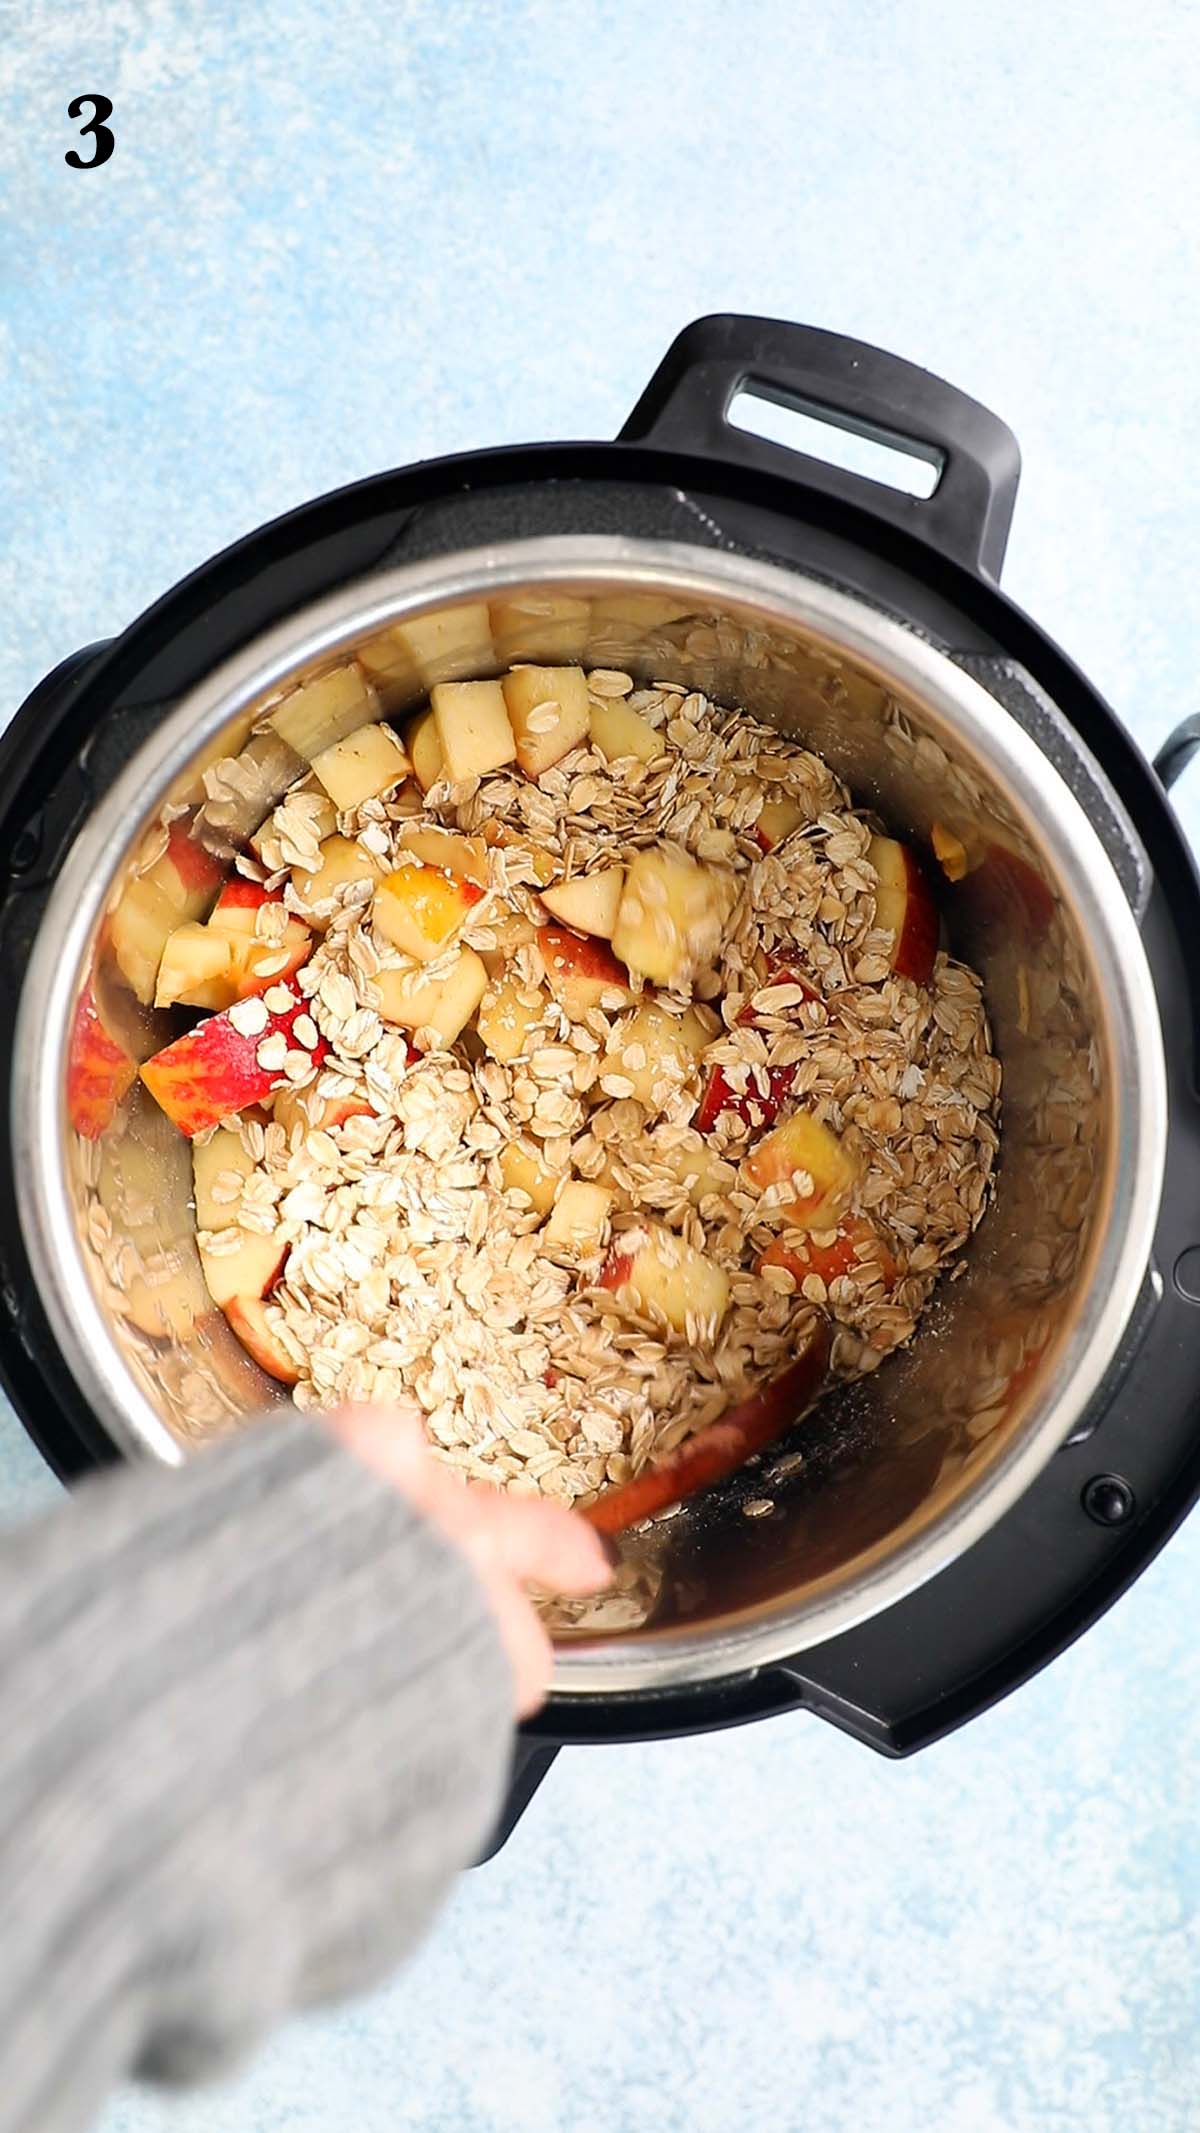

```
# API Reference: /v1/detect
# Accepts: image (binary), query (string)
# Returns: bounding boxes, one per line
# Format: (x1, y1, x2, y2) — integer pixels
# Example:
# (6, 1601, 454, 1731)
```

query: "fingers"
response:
(456, 1488, 614, 1597)
(327, 1402, 612, 1597)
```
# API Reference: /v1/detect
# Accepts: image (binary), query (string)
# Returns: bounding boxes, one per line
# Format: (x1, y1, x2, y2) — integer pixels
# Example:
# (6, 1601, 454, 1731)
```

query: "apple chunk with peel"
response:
(194, 1120, 288, 1311)
(431, 679, 517, 782)
(140, 988, 329, 1138)
(538, 924, 633, 1019)
(311, 722, 411, 810)
(373, 949, 489, 1048)
(373, 862, 484, 964)
(224, 1296, 300, 1385)
(109, 819, 225, 1003)
(608, 1001, 710, 1112)
(67, 981, 137, 1138)
(291, 835, 384, 924)
(273, 1086, 373, 1139)
(501, 664, 592, 777)
(498, 1141, 559, 1217)
(582, 1323, 831, 1534)
(612, 848, 735, 989)
(867, 834, 938, 985)
(589, 696, 662, 765)
(477, 977, 552, 1064)
(598, 1224, 730, 1335)
(742, 1109, 858, 1229)
(540, 869, 625, 941)
(155, 887, 312, 1011)
(758, 1217, 898, 1293)
(694, 966, 818, 1135)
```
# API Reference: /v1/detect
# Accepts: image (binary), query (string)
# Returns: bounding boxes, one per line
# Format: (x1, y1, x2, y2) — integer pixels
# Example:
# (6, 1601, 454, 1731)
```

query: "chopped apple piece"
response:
(931, 820, 970, 882)
(611, 847, 734, 990)
(273, 1086, 373, 1139)
(251, 790, 338, 861)
(608, 1001, 710, 1112)
(655, 1133, 738, 1205)
(67, 980, 137, 1138)
(311, 722, 412, 811)
(373, 949, 489, 1048)
(501, 664, 592, 777)
(538, 924, 634, 1019)
(498, 1140, 558, 1217)
(140, 988, 329, 1138)
(479, 818, 556, 885)
(742, 1109, 858, 1228)
(192, 1120, 258, 1230)
(545, 1180, 613, 1254)
(394, 604, 494, 685)
(476, 976, 553, 1063)
(754, 796, 809, 851)
(490, 594, 591, 667)
(223, 1295, 300, 1384)
(479, 910, 540, 973)
(597, 1223, 729, 1334)
(207, 878, 277, 937)
(693, 965, 818, 1135)
(199, 1227, 289, 1312)
(195, 731, 307, 862)
(154, 924, 240, 1011)
(267, 663, 377, 761)
(695, 1060, 797, 1137)
(430, 679, 517, 782)
(758, 1217, 898, 1293)
(291, 835, 384, 924)
(373, 862, 484, 964)
(397, 823, 490, 886)
(588, 696, 663, 765)
(109, 819, 225, 1003)
(96, 1108, 210, 1339)
(354, 628, 420, 702)
(540, 868, 625, 941)
(583, 1324, 831, 1534)
(868, 834, 939, 985)
(959, 840, 1056, 945)
(406, 708, 446, 793)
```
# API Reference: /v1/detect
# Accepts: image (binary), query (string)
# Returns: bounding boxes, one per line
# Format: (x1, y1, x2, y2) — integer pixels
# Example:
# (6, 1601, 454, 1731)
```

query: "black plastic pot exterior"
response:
(5, 319, 1200, 1817)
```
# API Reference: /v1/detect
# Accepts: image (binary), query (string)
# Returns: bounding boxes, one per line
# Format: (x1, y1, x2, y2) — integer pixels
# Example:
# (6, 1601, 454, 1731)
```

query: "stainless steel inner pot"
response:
(12, 538, 1167, 1693)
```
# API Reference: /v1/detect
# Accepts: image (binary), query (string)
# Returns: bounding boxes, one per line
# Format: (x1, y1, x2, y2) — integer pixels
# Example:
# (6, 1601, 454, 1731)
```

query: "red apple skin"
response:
(538, 923, 632, 1007)
(223, 1294, 300, 1384)
(140, 990, 329, 1137)
(67, 981, 137, 1138)
(164, 819, 225, 899)
(582, 1322, 831, 1534)
(209, 878, 276, 930)
(758, 1218, 898, 1292)
(695, 1061, 798, 1136)
(694, 965, 819, 1136)
(597, 1246, 635, 1292)
(869, 836, 939, 986)
(959, 843, 1056, 947)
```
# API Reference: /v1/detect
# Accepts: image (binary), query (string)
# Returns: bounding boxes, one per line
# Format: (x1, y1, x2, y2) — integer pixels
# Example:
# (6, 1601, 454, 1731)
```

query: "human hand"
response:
(324, 1404, 613, 1717)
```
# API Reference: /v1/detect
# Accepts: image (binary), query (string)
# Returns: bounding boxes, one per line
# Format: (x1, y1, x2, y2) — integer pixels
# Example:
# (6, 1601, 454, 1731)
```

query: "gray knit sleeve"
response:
(0, 1418, 515, 2133)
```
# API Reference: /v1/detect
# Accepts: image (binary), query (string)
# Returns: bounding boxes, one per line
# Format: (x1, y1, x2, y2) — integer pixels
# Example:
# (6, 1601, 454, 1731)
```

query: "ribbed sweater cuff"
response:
(0, 1418, 514, 2133)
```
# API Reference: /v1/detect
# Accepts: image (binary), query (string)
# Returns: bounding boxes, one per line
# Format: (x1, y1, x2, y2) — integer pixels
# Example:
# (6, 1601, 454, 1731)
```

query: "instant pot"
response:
(4, 316, 1200, 1857)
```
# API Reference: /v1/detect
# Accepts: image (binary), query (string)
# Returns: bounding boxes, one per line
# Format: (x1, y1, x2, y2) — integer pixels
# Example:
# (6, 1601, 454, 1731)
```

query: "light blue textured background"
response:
(3, 3, 1200, 2128)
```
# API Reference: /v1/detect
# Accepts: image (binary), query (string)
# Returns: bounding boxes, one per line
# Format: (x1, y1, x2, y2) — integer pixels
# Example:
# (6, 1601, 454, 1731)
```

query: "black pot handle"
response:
(620, 314, 1022, 583)
(1153, 716, 1200, 791)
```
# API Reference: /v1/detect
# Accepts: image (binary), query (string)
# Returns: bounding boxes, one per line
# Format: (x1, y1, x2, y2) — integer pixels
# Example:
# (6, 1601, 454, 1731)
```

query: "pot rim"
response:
(12, 536, 1168, 1691)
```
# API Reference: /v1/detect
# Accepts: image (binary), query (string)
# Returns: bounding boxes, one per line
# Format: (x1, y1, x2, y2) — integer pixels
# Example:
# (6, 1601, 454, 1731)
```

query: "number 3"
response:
(65, 95, 115, 170)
